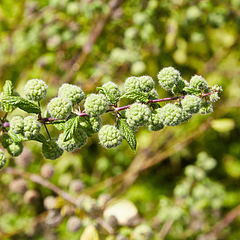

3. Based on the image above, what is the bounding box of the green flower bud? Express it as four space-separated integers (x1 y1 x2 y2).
125 103 151 128
7 142 23 157
148 89 159 100
42 139 63 160
209 92 220 102
132 224 153 240
124 76 141 92
24 79 48 101
23 116 41 139
159 103 183 126
101 81 121 104
0 149 7 169
1 134 13 148
190 75 208 90
181 95 201 114
157 67 181 91
181 109 192 122
57 129 87 152
199 101 213 114
148 108 164 131
98 125 123 148
84 94 109 117
10 116 24 134
47 97 72 119
58 83 84 105
138 76 155 92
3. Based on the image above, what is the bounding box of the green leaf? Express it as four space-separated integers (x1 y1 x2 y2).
8 131 27 143
32 134 47 143
117 119 136 151
183 87 201 96
3 80 13 97
62 115 82 141
121 90 149 103
1 96 40 114
52 121 66 130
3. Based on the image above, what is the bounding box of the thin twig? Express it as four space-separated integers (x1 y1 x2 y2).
203 204 240 239
159 220 174 239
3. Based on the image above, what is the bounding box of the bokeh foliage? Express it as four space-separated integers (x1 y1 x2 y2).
0 0 240 239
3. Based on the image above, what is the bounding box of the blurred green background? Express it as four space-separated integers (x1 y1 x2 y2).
0 0 240 239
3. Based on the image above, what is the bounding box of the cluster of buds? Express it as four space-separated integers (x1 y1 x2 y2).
0 67 222 167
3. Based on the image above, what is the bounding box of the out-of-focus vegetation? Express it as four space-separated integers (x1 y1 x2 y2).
0 0 240 239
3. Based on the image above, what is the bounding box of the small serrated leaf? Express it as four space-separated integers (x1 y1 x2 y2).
98 86 117 104
183 87 201 96
3 80 13 96
32 134 47 143
62 115 82 141
52 121 66 130
1 96 40 114
121 90 149 103
117 119 136 151
8 131 27 143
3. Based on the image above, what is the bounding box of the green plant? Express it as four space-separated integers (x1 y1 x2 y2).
0 67 222 168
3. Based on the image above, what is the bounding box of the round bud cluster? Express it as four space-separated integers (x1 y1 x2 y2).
125 103 151 128
1 134 13 148
181 95 202 114
41 163 54 179
199 101 213 115
23 116 41 139
57 129 87 152
24 79 48 101
157 67 181 91
58 83 84 105
47 97 72 119
190 75 208 90
10 116 24 134
124 76 155 93
84 94 109 117
7 142 23 157
124 76 140 92
148 108 164 131
67 216 82 232
132 224 153 240
42 139 64 160
101 81 121 104
0 149 7 169
138 76 155 92
159 103 183 126
98 125 123 148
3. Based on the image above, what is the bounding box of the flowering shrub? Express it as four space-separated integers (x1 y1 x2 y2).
0 67 222 167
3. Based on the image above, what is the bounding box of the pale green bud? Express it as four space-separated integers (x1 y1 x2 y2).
58 83 84 105
98 125 123 148
24 79 48 101
47 97 72 119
